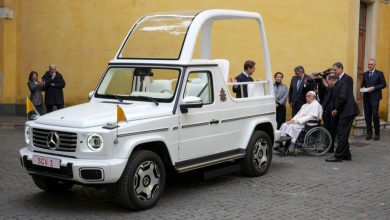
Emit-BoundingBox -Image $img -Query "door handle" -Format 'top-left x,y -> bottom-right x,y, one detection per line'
210,119 -> 219,125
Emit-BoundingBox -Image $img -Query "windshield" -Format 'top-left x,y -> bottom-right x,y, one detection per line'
95,67 -> 180,102
118,13 -> 196,59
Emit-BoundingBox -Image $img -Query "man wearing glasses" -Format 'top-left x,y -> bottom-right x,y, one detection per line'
288,65 -> 312,117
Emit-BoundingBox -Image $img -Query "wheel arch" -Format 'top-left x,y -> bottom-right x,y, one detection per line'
254,122 -> 275,144
131,141 -> 175,173
240,118 -> 275,149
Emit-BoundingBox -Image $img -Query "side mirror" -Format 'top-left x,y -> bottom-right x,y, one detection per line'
180,96 -> 203,113
88,90 -> 95,100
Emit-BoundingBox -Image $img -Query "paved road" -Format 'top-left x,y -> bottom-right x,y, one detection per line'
1,126 -> 389,219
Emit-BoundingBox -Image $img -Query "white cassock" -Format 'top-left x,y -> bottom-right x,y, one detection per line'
280,100 -> 323,143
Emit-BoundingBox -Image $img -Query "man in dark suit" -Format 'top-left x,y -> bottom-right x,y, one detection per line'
361,58 -> 387,140
333,62 -> 353,92
288,66 -> 312,116
231,60 -> 255,98
321,85 -> 336,152
42,64 -> 66,113
325,73 -> 359,162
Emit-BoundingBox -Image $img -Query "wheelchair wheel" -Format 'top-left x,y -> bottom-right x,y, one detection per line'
303,127 -> 332,156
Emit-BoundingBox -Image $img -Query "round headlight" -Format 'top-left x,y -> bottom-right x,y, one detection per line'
25,125 -> 30,144
87,134 -> 103,151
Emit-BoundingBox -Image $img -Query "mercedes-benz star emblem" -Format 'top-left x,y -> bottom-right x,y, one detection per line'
46,131 -> 60,150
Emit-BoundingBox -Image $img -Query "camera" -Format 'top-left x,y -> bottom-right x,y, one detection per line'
312,68 -> 332,80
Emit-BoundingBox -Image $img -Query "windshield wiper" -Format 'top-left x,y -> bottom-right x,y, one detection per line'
105,94 -> 123,103
136,96 -> 159,106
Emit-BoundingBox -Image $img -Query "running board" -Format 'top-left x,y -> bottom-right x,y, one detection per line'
174,149 -> 245,173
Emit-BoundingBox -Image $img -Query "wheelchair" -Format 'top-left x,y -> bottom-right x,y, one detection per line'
275,120 -> 332,156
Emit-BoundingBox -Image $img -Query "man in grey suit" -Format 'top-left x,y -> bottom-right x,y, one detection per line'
288,66 -> 312,117
361,58 -> 387,140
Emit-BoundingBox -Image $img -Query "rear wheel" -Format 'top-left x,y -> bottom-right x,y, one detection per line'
241,131 -> 272,177
304,127 -> 332,156
114,150 -> 166,210
32,175 -> 74,193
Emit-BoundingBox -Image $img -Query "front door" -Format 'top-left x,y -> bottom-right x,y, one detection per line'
178,70 -> 219,160
356,1 -> 367,114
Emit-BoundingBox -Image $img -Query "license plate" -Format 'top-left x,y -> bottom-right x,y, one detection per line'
32,155 -> 61,169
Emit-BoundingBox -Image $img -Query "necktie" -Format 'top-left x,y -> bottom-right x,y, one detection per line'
369,71 -> 373,77
297,78 -> 301,89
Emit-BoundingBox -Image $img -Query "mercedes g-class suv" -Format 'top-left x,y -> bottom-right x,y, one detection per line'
20,9 -> 280,210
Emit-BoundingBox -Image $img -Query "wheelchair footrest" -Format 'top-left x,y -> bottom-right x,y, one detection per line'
275,136 -> 292,143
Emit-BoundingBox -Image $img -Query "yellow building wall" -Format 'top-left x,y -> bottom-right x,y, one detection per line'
0,0 -> 18,104
1,0 -> 388,118
377,2 -> 390,119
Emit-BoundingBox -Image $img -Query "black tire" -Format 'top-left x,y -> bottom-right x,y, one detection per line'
241,131 -> 272,177
32,175 -> 74,193
114,150 -> 166,210
304,127 -> 332,156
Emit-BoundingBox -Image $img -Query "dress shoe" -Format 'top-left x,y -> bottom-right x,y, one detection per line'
325,156 -> 342,162
366,134 -> 372,140
374,135 -> 380,141
277,148 -> 288,156
273,144 -> 281,151
343,155 -> 352,161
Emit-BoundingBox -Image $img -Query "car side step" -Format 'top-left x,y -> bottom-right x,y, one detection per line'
202,163 -> 241,180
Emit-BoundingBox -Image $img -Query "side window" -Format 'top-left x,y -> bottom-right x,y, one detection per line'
184,72 -> 213,104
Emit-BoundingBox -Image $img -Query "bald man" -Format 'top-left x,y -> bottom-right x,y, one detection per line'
42,64 -> 66,113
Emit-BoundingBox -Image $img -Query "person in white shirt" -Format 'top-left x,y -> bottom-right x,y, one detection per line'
275,91 -> 323,154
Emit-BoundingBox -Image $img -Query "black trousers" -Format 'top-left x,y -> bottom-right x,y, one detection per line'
334,115 -> 354,159
276,105 -> 286,129
322,110 -> 337,151
363,100 -> 380,136
46,104 -> 64,113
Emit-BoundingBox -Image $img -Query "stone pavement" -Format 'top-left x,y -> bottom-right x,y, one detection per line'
0,123 -> 389,219
0,116 -> 26,127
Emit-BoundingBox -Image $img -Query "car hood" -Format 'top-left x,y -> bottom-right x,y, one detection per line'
35,102 -> 172,128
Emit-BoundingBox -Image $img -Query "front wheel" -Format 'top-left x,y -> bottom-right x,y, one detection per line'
114,150 -> 166,210
32,175 -> 74,193
241,131 -> 272,177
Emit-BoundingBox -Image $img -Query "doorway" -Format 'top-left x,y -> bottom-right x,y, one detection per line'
356,1 -> 367,114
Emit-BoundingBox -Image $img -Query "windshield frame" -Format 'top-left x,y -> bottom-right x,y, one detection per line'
117,13 -> 199,60
94,65 -> 183,103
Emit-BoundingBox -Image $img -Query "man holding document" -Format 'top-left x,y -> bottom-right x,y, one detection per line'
361,58 -> 387,140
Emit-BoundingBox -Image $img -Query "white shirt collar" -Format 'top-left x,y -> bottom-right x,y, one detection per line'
243,72 -> 249,78
339,72 -> 345,79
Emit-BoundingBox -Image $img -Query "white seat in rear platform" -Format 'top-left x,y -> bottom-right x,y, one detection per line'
148,80 -> 172,93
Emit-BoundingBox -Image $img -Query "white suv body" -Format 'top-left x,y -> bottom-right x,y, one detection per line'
20,9 -> 280,210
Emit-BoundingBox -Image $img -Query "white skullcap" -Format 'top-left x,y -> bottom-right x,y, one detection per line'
307,91 -> 316,97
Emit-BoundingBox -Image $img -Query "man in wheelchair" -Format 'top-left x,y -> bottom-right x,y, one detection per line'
274,91 -> 323,155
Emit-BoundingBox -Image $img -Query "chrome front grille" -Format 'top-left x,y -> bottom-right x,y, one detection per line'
32,128 -> 77,152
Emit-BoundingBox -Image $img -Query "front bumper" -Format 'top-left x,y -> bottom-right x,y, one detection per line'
19,147 -> 127,184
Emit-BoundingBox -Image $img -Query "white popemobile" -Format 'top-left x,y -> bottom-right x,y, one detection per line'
20,9 -> 280,210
